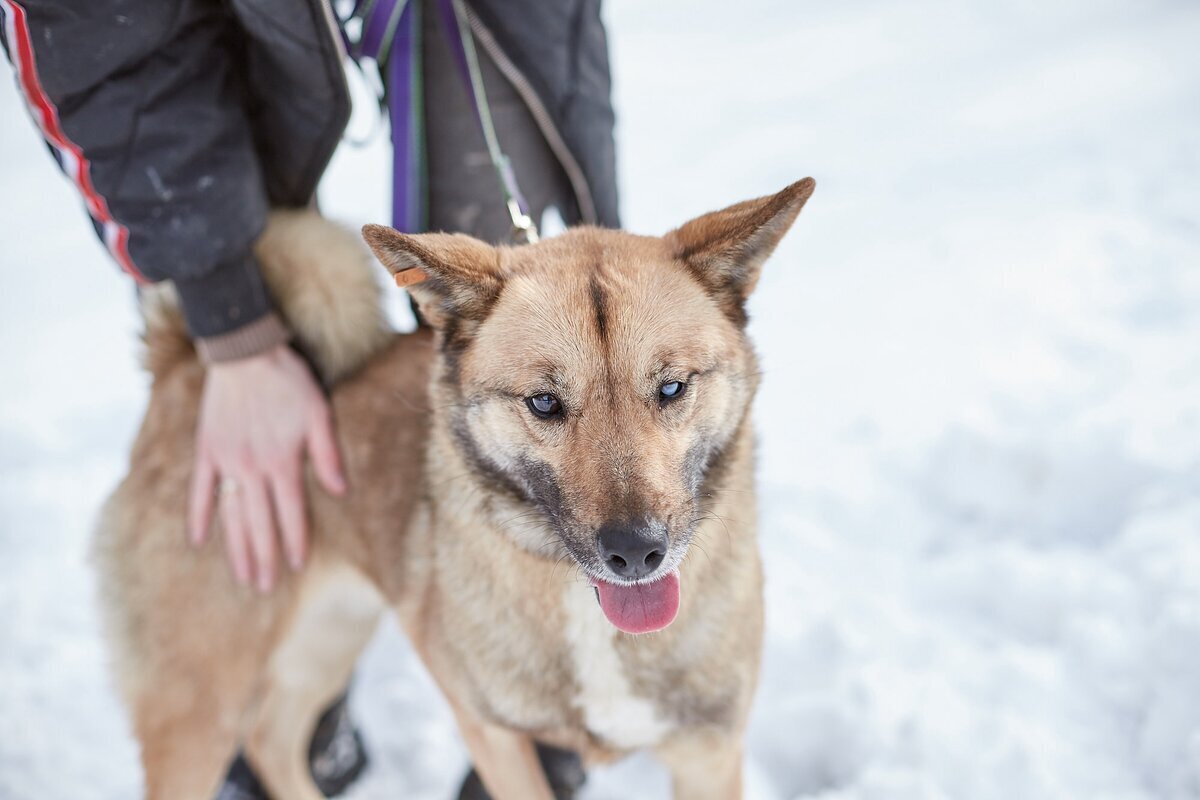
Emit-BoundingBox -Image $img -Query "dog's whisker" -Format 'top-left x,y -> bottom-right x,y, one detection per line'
702,512 -> 736,552
425,471 -> 480,490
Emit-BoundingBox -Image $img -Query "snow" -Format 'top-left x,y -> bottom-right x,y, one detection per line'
2,1 -> 1199,798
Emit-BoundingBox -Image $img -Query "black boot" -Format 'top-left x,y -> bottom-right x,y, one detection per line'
214,693 -> 368,800
456,743 -> 587,800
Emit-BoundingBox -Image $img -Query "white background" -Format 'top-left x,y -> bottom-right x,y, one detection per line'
1,1 -> 1199,798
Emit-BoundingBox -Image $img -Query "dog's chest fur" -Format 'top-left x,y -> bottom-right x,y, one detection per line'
560,581 -> 673,749
431,559 -> 685,752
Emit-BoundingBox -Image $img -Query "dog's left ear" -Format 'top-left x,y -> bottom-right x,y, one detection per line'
665,177 -> 815,323
362,224 -> 502,329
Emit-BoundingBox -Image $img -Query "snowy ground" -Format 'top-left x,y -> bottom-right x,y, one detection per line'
2,1 -> 1199,798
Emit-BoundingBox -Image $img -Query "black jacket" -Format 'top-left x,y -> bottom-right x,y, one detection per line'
1,0 -> 618,339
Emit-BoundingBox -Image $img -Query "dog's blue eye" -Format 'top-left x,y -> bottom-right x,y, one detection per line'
659,381 -> 686,401
527,393 -> 562,419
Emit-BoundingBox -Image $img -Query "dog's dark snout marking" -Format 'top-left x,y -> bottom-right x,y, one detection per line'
597,519 -> 668,580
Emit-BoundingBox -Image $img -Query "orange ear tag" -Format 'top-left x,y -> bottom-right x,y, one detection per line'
394,268 -> 428,288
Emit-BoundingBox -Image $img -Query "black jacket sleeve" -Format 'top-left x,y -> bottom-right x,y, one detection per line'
1,0 -> 273,338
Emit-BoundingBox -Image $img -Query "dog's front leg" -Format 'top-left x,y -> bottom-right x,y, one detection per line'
450,703 -> 555,800
656,731 -> 744,800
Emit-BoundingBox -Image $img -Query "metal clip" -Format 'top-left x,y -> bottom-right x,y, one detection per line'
507,198 -> 539,244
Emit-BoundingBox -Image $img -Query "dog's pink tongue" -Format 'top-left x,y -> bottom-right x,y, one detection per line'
593,571 -> 680,634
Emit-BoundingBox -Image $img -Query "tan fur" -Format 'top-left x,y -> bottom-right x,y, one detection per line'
139,209 -> 391,384
95,181 -> 814,799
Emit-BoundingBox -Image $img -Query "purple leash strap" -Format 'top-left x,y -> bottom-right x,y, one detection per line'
339,0 -> 423,233
388,1 -> 424,234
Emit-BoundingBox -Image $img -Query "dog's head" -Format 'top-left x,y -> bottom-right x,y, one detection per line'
364,178 -> 814,633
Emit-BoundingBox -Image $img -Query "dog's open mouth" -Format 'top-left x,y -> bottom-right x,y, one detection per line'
590,570 -> 680,634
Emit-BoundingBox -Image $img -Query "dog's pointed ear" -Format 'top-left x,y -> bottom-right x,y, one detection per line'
664,177 -> 815,323
362,224 -> 502,329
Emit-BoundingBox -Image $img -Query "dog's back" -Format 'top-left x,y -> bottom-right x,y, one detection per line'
93,210 -> 434,800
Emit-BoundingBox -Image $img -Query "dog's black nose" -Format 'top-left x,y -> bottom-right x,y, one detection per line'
597,519 -> 668,580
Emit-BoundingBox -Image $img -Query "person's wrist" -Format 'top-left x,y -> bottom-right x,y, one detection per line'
195,312 -> 292,365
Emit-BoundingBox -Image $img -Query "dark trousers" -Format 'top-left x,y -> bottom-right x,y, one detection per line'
422,0 -> 577,242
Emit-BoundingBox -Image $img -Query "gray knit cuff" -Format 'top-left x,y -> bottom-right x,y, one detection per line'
194,312 -> 291,364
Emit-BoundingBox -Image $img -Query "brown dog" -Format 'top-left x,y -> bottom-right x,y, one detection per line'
93,178 -> 815,799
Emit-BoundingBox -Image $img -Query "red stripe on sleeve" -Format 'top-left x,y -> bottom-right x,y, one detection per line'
2,0 -> 150,284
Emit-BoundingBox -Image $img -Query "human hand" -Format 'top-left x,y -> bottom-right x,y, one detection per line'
187,344 -> 346,592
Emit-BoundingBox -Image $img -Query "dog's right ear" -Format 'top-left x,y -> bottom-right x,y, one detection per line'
362,224 -> 502,329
